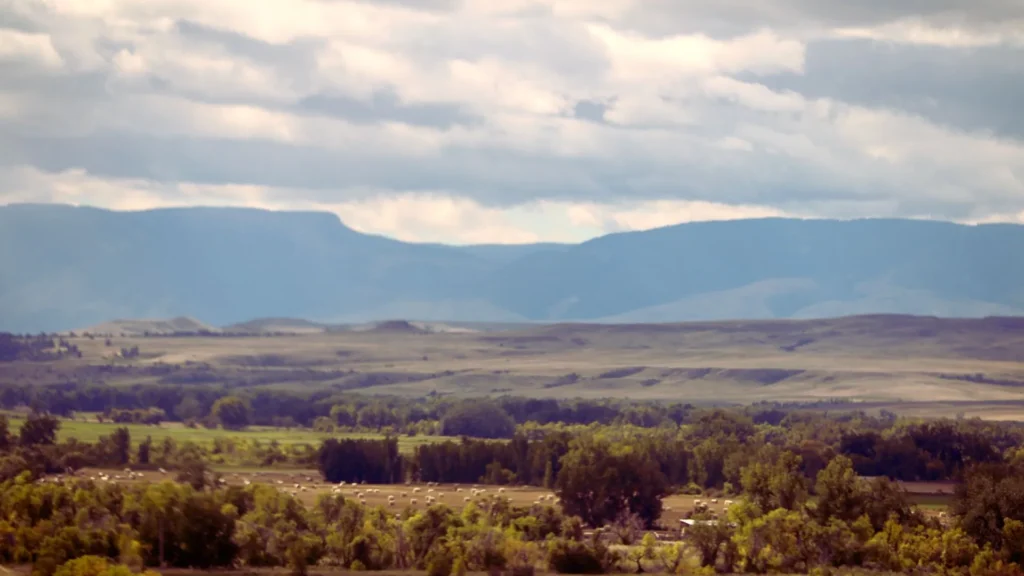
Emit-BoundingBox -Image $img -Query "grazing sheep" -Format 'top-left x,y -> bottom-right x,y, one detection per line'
711,498 -> 719,504
498,488 -> 506,494
413,487 -> 421,493
464,497 -> 471,502
410,498 -> 418,505
401,492 -> 407,497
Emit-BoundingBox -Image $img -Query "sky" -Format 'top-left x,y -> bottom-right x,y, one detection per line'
1,0 -> 1023,244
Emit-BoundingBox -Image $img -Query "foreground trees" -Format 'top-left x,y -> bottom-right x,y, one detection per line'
6,453 -> 1024,576
555,437 -> 670,528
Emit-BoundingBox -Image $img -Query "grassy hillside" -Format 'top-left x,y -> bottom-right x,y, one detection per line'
10,315 -> 1024,417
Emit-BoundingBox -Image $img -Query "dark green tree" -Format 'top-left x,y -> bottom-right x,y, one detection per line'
210,396 -> 251,430
556,437 -> 670,527
440,401 -> 516,439
20,410 -> 59,446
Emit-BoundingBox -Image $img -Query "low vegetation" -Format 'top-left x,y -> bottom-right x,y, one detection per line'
3,404 -> 1024,575
3,320 -> 1024,575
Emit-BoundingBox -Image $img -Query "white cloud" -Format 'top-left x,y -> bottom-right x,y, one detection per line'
834,18 -> 1024,47
0,29 -> 64,69
1,0 -> 1023,240
587,25 -> 806,84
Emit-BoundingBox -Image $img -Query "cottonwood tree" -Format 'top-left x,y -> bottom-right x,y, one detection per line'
555,437 -> 670,528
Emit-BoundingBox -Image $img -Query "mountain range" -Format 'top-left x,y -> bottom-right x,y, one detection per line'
2,203 -> 1023,333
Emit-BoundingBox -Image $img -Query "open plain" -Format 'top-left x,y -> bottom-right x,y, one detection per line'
6,315 -> 1023,418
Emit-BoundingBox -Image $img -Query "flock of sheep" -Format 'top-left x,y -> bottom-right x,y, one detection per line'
325,480 -> 562,508
44,469 -> 726,524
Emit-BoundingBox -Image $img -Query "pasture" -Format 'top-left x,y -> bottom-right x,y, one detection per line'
67,466 -> 953,526
66,466 -> 737,529
9,315 -> 1021,416
3,414 -> 448,455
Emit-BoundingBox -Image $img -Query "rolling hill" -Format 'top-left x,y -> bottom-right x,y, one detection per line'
2,203 -> 1023,332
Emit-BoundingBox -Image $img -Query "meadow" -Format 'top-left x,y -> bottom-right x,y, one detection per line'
9,315 -> 1021,418
3,413 -> 448,455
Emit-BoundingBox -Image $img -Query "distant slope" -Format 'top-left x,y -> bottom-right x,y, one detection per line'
224,318 -> 328,334
83,316 -> 218,336
40,314 -> 1024,409
2,204 -> 1024,332
475,218 -> 1024,321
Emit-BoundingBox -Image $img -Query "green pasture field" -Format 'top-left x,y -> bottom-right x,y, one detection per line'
3,414 -> 451,454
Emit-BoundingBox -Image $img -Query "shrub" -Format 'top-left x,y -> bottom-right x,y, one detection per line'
547,538 -> 613,574
427,547 -> 455,576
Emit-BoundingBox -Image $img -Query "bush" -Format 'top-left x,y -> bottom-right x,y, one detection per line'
427,547 -> 455,576
547,539 -> 611,574
680,483 -> 703,496
53,556 -> 158,576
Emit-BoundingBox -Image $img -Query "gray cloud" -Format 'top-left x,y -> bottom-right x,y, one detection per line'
616,0 -> 1024,38
572,100 -> 608,123
748,39 -> 1024,139
296,89 -> 482,128
0,0 -> 1023,234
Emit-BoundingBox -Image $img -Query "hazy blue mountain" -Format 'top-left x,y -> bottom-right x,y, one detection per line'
1,204 -> 1023,332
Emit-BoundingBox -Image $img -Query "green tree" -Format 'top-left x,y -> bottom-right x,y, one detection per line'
137,436 -> 152,465
0,414 -> 9,450
813,455 -> 864,524
176,456 -> 211,490
740,449 -> 808,512
111,427 -> 131,466
211,396 -> 251,430
174,395 -> 204,421
331,404 -> 356,427
556,437 -> 670,528
20,410 -> 59,446
440,401 -> 516,439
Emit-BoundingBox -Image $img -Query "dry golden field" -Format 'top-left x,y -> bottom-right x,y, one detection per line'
68,467 -> 739,529
11,315 -> 1020,415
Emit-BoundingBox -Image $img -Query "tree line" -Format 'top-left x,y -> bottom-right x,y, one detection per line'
5,403 -> 1022,487
5,438 -> 1024,575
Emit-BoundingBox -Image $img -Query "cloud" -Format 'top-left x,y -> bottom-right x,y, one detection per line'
751,38 -> 1024,139
0,0 -> 1022,242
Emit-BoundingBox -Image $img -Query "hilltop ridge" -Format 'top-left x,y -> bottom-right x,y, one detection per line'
2,204 -> 1023,332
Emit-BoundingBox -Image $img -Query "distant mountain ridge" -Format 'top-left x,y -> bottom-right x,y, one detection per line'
2,203 -> 1023,332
